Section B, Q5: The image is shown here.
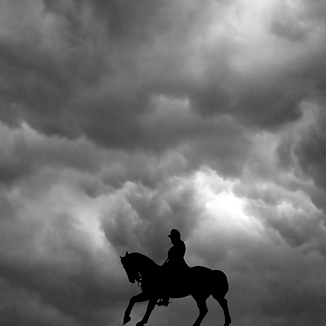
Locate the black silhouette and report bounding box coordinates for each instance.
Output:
[120,230,231,326]
[157,229,188,306]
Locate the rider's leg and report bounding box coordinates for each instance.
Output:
[157,264,171,306]
[156,281,170,306]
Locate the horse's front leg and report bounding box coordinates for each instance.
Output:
[123,293,149,325]
[136,297,158,326]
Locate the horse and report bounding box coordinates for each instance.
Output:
[120,251,231,326]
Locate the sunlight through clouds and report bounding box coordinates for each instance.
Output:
[193,169,264,240]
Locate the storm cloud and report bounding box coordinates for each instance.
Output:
[1,0,326,325]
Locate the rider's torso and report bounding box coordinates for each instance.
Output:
[167,240,186,264]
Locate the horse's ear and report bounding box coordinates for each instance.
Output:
[125,251,129,256]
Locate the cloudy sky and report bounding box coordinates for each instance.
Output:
[1,0,326,325]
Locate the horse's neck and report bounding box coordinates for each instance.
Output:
[133,253,159,276]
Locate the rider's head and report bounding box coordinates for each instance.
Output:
[168,229,181,243]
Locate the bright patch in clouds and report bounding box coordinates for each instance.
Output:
[194,169,263,237]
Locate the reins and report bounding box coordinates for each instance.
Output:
[136,273,142,287]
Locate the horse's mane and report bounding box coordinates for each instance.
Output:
[128,252,160,269]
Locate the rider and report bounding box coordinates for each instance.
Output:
[157,229,188,306]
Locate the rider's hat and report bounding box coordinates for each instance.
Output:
[168,229,181,239]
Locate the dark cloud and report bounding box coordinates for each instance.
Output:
[0,0,320,157]
[0,122,102,186]
[269,0,316,42]
[0,185,127,326]
[102,176,204,262]
[1,0,326,325]
[0,279,76,326]
[294,109,326,190]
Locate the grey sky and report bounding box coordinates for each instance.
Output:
[1,1,326,325]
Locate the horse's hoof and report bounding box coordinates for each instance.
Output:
[136,322,145,326]
[123,315,131,325]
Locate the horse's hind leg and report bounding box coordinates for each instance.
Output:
[192,298,208,326]
[123,293,149,325]
[213,296,231,326]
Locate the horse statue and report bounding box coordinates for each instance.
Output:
[120,251,231,326]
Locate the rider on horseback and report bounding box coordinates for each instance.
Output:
[157,229,188,306]
[121,232,232,326]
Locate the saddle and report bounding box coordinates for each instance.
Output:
[158,261,191,298]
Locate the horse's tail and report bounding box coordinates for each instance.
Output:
[212,270,229,298]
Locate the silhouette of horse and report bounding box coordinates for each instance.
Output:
[121,251,231,326]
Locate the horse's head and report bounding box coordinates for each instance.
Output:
[120,251,140,284]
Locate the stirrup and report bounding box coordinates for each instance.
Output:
[157,298,170,307]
